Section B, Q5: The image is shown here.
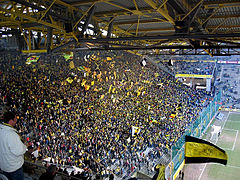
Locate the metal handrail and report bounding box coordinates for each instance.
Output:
[24,160,82,180]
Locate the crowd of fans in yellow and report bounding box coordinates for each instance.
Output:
[0,51,211,179]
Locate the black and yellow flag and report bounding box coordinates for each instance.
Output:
[152,164,165,180]
[185,135,228,165]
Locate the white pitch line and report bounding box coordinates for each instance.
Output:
[232,130,239,151]
[198,164,207,180]
[215,134,219,145]
[227,165,240,169]
[199,112,231,180]
[226,120,240,123]
[222,112,230,129]
[224,128,238,132]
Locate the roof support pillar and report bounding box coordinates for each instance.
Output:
[47,27,53,53]
[107,17,114,38]
[79,5,96,38]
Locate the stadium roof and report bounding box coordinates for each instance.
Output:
[1,0,240,55]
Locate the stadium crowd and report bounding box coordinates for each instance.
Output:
[215,64,240,109]
[0,51,212,179]
[174,61,215,75]
[156,55,216,75]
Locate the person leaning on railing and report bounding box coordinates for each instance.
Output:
[0,111,33,180]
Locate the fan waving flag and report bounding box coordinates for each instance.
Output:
[185,135,228,165]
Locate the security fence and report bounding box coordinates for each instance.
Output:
[165,91,222,180]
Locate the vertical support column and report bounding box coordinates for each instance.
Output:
[28,30,31,50]
[79,5,96,38]
[104,17,114,48]
[36,32,41,49]
[15,30,22,52]
[92,20,100,36]
[206,78,211,92]
[107,17,114,38]
[47,27,53,53]
[31,31,35,50]
[51,5,96,53]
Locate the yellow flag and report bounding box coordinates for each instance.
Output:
[112,88,116,93]
[97,72,102,80]
[108,85,112,93]
[93,88,99,92]
[69,61,75,69]
[84,66,91,73]
[66,77,73,84]
[185,135,228,165]
[137,91,141,97]
[81,79,86,86]
[153,165,165,180]
[93,71,96,78]
[84,85,90,90]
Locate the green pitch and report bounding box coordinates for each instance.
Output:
[202,112,240,180]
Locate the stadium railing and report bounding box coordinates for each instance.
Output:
[165,91,222,180]
[23,160,83,180]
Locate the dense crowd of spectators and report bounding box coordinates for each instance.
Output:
[0,51,211,179]
[215,64,240,109]
[154,55,216,75]
[174,61,215,75]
